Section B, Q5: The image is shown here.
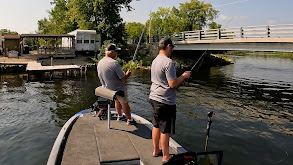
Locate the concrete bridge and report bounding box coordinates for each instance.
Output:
[164,24,293,52]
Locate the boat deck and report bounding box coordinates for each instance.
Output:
[61,111,177,165]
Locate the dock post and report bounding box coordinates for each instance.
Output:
[51,57,53,66]
[108,101,111,129]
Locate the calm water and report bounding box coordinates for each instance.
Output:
[0,54,292,165]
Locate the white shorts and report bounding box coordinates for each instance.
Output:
[116,91,128,104]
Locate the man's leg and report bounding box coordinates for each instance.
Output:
[152,127,161,156]
[115,100,122,116]
[161,133,172,162]
[121,103,131,120]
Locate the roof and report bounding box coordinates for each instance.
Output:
[4,35,21,39]
[68,29,96,35]
[20,34,75,38]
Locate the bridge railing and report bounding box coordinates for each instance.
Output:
[154,24,293,42]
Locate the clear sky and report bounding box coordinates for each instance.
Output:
[1,0,293,34]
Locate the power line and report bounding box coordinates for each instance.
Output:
[214,0,249,7]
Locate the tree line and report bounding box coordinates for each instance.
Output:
[1,29,18,36]
[37,0,220,44]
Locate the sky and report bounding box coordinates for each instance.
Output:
[0,0,293,34]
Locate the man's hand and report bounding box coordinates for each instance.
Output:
[121,70,131,81]
[126,70,132,77]
[182,71,191,79]
[168,71,192,88]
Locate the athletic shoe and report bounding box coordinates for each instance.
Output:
[126,119,136,125]
[117,115,127,121]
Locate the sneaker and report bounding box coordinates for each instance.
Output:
[126,119,136,125]
[117,115,127,121]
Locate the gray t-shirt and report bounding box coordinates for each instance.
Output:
[149,55,177,105]
[97,57,126,91]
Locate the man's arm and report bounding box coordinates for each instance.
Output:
[121,70,131,81]
[168,71,191,88]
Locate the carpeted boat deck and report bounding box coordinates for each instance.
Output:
[61,115,176,165]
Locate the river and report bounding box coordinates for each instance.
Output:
[0,54,292,165]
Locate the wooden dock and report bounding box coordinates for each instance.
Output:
[26,62,80,71]
[0,57,80,72]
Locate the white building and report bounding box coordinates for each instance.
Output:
[62,29,101,56]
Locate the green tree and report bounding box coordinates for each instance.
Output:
[148,7,174,35]
[38,18,54,34]
[67,0,133,43]
[146,0,219,36]
[209,22,222,29]
[24,37,37,46]
[1,29,18,35]
[38,0,77,34]
[178,0,218,31]
[125,22,145,41]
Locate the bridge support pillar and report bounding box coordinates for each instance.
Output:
[266,26,270,38]
[240,27,243,39]
[182,32,186,41]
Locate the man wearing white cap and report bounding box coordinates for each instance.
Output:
[97,43,135,125]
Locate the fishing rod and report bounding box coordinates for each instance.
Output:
[129,2,157,70]
[190,16,236,71]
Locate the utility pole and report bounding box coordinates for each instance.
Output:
[149,16,152,43]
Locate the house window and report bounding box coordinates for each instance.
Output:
[91,40,94,44]
[84,40,89,43]
[77,40,82,43]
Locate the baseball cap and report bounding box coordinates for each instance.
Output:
[159,38,175,48]
[106,43,121,51]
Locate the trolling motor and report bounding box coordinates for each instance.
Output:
[164,111,223,165]
[205,111,214,152]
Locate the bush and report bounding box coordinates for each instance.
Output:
[140,56,154,66]
[122,60,138,70]
[97,40,113,60]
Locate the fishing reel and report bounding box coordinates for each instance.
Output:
[206,111,214,136]
[207,111,214,118]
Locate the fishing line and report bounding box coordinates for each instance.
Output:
[129,1,157,70]
[190,16,235,71]
[214,0,250,8]
[187,0,251,71]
